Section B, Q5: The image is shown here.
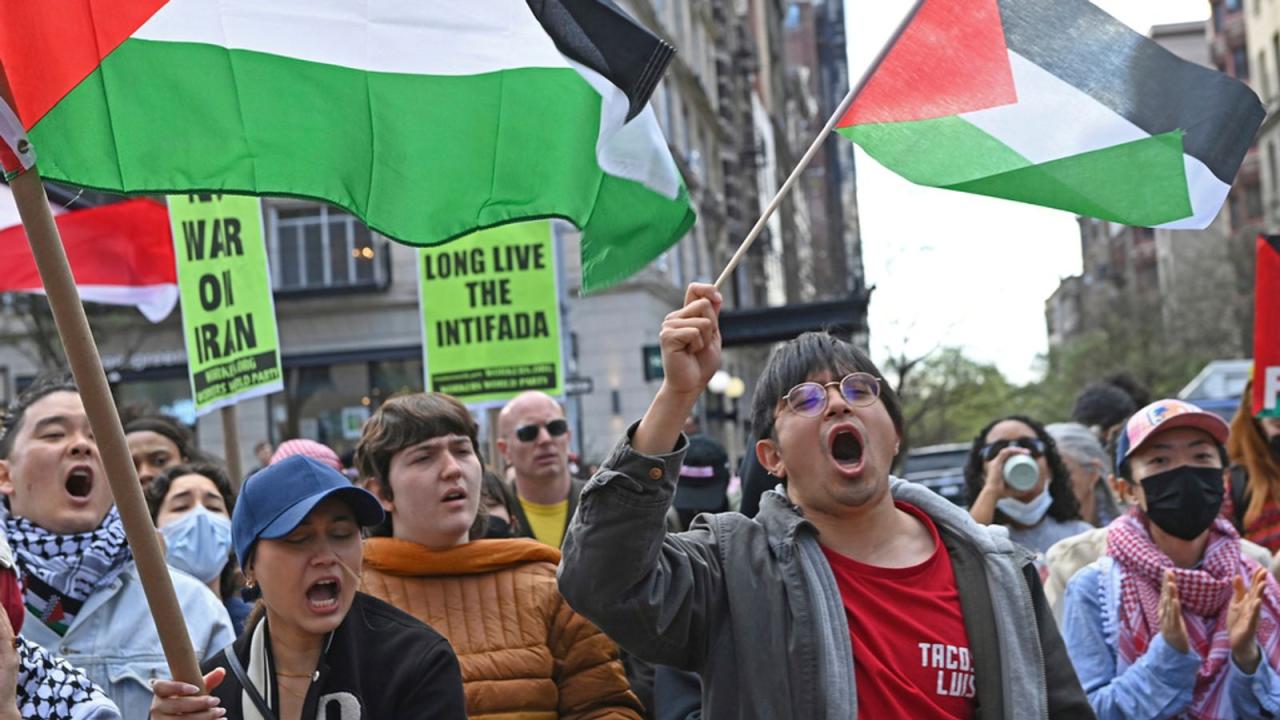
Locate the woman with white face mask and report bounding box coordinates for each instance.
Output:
[146,463,250,634]
[965,415,1093,554]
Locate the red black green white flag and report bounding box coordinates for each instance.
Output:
[0,0,694,292]
[838,0,1264,229]
[1255,236,1280,418]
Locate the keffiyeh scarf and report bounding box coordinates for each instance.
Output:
[1109,510,1280,719]
[6,509,132,635]
[17,636,115,719]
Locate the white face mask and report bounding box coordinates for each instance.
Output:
[160,505,233,584]
[995,485,1052,526]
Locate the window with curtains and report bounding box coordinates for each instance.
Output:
[267,205,389,293]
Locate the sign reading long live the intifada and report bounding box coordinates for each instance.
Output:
[420,221,564,406]
[167,194,283,415]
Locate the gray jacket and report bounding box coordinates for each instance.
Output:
[558,431,1094,720]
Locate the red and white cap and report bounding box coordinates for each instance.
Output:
[1115,398,1230,465]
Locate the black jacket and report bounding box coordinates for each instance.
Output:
[204,592,466,719]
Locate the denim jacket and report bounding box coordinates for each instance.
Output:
[1062,557,1280,718]
[21,563,235,720]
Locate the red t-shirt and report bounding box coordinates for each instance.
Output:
[821,501,975,719]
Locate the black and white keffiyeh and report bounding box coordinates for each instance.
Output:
[17,636,117,719]
[5,509,131,635]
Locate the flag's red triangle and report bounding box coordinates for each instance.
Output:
[0,0,170,129]
[840,0,1017,127]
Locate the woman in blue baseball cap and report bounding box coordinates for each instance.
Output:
[149,455,466,720]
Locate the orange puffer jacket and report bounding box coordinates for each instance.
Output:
[362,537,643,720]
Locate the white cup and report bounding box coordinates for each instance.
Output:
[1003,454,1040,492]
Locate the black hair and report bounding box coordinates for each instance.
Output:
[1070,383,1137,431]
[962,415,1083,524]
[0,374,79,459]
[125,414,198,461]
[1105,372,1152,410]
[146,461,242,601]
[748,332,904,444]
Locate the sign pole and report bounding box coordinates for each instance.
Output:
[221,404,244,490]
[0,85,205,687]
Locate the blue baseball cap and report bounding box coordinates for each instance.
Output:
[232,455,384,565]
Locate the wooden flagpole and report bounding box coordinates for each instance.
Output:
[713,0,927,289]
[0,78,205,689]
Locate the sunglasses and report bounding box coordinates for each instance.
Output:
[515,419,569,443]
[979,437,1045,463]
[782,372,881,417]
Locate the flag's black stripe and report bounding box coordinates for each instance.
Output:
[526,0,675,122]
[999,0,1263,185]
[1265,235,1280,255]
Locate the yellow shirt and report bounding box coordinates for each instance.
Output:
[519,496,569,548]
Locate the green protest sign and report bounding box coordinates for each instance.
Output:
[420,221,564,406]
[167,194,283,415]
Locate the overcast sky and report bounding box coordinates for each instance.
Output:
[844,0,1212,382]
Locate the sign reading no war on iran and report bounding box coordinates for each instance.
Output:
[419,221,564,406]
[167,194,283,415]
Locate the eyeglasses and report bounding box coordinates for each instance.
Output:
[782,373,882,417]
[515,419,569,443]
[979,437,1046,462]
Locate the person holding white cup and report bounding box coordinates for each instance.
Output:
[966,415,1094,554]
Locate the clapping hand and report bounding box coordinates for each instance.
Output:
[1228,567,1269,674]
[1160,570,1190,655]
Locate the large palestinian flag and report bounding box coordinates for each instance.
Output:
[839,0,1264,229]
[0,0,695,292]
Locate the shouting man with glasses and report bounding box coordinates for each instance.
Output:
[557,284,1093,720]
[497,391,579,548]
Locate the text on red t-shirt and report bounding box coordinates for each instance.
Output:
[820,501,975,719]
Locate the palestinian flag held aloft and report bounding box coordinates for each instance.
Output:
[1255,236,1280,418]
[0,0,694,292]
[0,199,178,322]
[838,0,1264,229]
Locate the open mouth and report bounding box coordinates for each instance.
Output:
[305,578,340,612]
[442,488,467,503]
[828,426,865,468]
[65,467,93,499]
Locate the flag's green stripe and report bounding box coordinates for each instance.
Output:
[843,114,1192,226]
[946,131,1191,226]
[30,38,691,290]
[838,116,1032,187]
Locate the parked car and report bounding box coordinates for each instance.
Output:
[902,442,969,507]
[1179,359,1251,421]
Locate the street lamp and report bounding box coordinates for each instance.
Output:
[708,370,731,395]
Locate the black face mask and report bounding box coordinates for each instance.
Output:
[484,515,513,539]
[1141,465,1225,541]
[1268,435,1280,459]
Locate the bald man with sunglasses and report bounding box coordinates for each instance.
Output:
[497,391,581,548]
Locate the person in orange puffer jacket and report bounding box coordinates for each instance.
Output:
[355,392,644,720]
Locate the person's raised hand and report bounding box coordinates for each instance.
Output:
[658,283,723,398]
[149,668,226,719]
[1160,570,1190,655]
[1228,567,1269,673]
[633,284,723,456]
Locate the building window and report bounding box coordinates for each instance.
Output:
[1272,34,1280,93]
[1260,51,1270,101]
[1246,182,1264,220]
[1234,47,1250,81]
[268,205,388,292]
[1269,141,1279,202]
